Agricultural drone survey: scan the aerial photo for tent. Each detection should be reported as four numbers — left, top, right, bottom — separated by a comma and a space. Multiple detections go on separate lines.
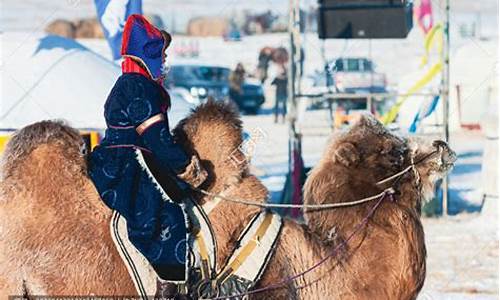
1, 33, 121, 129
1, 33, 193, 131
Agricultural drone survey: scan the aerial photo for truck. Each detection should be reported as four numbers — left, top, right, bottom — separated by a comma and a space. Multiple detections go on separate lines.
329, 57, 387, 93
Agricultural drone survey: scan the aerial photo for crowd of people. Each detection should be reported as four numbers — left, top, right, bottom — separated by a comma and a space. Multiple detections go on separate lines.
228, 46, 290, 122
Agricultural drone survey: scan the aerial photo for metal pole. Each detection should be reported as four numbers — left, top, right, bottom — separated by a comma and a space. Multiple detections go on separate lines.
287, 0, 296, 180
441, 0, 451, 216
286, 0, 303, 218
288, 0, 299, 126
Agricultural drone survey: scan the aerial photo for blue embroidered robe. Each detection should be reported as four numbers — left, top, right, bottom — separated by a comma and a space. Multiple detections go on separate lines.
88, 73, 190, 281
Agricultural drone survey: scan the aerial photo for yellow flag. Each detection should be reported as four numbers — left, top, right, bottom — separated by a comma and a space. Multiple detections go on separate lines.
382, 62, 443, 125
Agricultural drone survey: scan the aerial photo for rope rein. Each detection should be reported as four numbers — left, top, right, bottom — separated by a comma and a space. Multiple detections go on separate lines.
195, 149, 438, 210
196, 187, 395, 210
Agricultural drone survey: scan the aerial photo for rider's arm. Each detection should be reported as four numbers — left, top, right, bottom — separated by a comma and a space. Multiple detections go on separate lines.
120, 76, 190, 174
139, 119, 190, 174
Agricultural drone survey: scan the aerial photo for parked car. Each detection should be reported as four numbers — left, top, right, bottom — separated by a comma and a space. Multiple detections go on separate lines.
234, 78, 265, 115
165, 63, 265, 114
167, 87, 196, 127
329, 57, 387, 93
164, 63, 231, 105
302, 58, 390, 127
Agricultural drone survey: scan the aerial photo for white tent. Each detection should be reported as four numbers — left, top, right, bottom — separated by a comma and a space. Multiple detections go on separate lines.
1, 33, 119, 129
1, 33, 194, 130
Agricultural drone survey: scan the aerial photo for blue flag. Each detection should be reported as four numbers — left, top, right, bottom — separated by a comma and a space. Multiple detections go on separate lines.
94, 0, 142, 60
409, 95, 440, 133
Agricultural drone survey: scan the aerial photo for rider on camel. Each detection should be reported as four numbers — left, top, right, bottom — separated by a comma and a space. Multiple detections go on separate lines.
88, 14, 207, 298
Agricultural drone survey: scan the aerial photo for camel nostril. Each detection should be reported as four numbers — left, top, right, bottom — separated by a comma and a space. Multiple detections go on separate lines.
447, 151, 458, 164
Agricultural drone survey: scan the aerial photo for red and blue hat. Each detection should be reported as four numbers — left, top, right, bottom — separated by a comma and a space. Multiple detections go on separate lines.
121, 14, 172, 80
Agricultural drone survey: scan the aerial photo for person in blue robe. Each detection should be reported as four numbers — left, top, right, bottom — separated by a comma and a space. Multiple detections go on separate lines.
88, 14, 206, 298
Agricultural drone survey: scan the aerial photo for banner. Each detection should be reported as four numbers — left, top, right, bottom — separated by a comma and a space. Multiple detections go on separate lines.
382, 62, 442, 125
381, 23, 443, 125
416, 0, 434, 34
409, 95, 440, 133
94, 0, 143, 60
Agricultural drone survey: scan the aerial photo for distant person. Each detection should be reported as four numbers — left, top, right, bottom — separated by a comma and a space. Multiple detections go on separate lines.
229, 62, 246, 105
271, 65, 288, 123
257, 47, 273, 83
88, 14, 206, 299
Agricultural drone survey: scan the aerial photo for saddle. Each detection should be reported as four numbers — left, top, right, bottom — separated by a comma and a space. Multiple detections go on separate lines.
110, 150, 283, 299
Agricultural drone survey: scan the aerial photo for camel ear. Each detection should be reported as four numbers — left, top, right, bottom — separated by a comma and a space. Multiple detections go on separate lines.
333, 142, 360, 167
353, 113, 385, 134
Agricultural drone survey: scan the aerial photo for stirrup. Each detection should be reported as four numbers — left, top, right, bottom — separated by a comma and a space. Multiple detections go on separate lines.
156, 280, 190, 299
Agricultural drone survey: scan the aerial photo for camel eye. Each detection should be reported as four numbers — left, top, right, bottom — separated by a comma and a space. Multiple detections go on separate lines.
79, 143, 88, 156
381, 145, 392, 155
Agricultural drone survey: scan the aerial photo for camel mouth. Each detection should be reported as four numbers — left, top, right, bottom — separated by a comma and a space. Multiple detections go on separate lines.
432, 140, 457, 174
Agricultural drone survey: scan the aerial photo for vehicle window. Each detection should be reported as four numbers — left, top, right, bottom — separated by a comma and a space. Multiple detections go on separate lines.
346, 59, 360, 72
334, 59, 344, 72
168, 66, 230, 82
363, 60, 373, 71
197, 66, 230, 81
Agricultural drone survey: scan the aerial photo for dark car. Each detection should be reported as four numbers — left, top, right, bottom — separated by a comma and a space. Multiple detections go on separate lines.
165, 63, 265, 114
164, 64, 231, 105
236, 78, 265, 114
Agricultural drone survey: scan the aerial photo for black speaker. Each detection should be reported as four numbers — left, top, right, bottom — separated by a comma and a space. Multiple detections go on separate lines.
318, 0, 413, 39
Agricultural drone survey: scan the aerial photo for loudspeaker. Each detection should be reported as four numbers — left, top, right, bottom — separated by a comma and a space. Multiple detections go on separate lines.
318, 0, 413, 39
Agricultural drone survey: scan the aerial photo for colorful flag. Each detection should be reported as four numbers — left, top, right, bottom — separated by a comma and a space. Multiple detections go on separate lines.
409, 95, 440, 133
94, 0, 143, 60
416, 0, 433, 34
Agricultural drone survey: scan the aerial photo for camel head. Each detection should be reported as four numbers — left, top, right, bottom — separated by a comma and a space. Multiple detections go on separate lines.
408, 138, 457, 201
304, 114, 456, 238
173, 99, 249, 198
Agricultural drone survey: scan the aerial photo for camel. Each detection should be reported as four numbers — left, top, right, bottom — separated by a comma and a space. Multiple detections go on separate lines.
0, 121, 136, 296
0, 101, 455, 299
173, 101, 456, 299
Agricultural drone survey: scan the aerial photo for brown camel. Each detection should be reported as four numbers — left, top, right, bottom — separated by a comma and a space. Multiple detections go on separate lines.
0, 101, 454, 299
173, 102, 456, 299
0, 121, 136, 296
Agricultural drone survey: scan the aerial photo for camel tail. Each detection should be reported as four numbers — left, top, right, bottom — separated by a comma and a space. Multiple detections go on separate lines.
1, 120, 83, 180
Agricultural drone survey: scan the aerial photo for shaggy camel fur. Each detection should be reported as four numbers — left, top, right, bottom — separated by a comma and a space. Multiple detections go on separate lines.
0, 121, 136, 296
0, 101, 454, 299
301, 116, 456, 300
172, 102, 456, 300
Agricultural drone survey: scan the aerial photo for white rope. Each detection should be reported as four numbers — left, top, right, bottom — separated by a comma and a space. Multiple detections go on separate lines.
195, 159, 420, 210
196, 187, 396, 210
375, 165, 414, 185
194, 147, 443, 211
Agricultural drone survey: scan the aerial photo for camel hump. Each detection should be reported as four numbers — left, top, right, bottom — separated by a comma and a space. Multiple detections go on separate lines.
173, 98, 243, 155
174, 98, 241, 135
1, 120, 83, 179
